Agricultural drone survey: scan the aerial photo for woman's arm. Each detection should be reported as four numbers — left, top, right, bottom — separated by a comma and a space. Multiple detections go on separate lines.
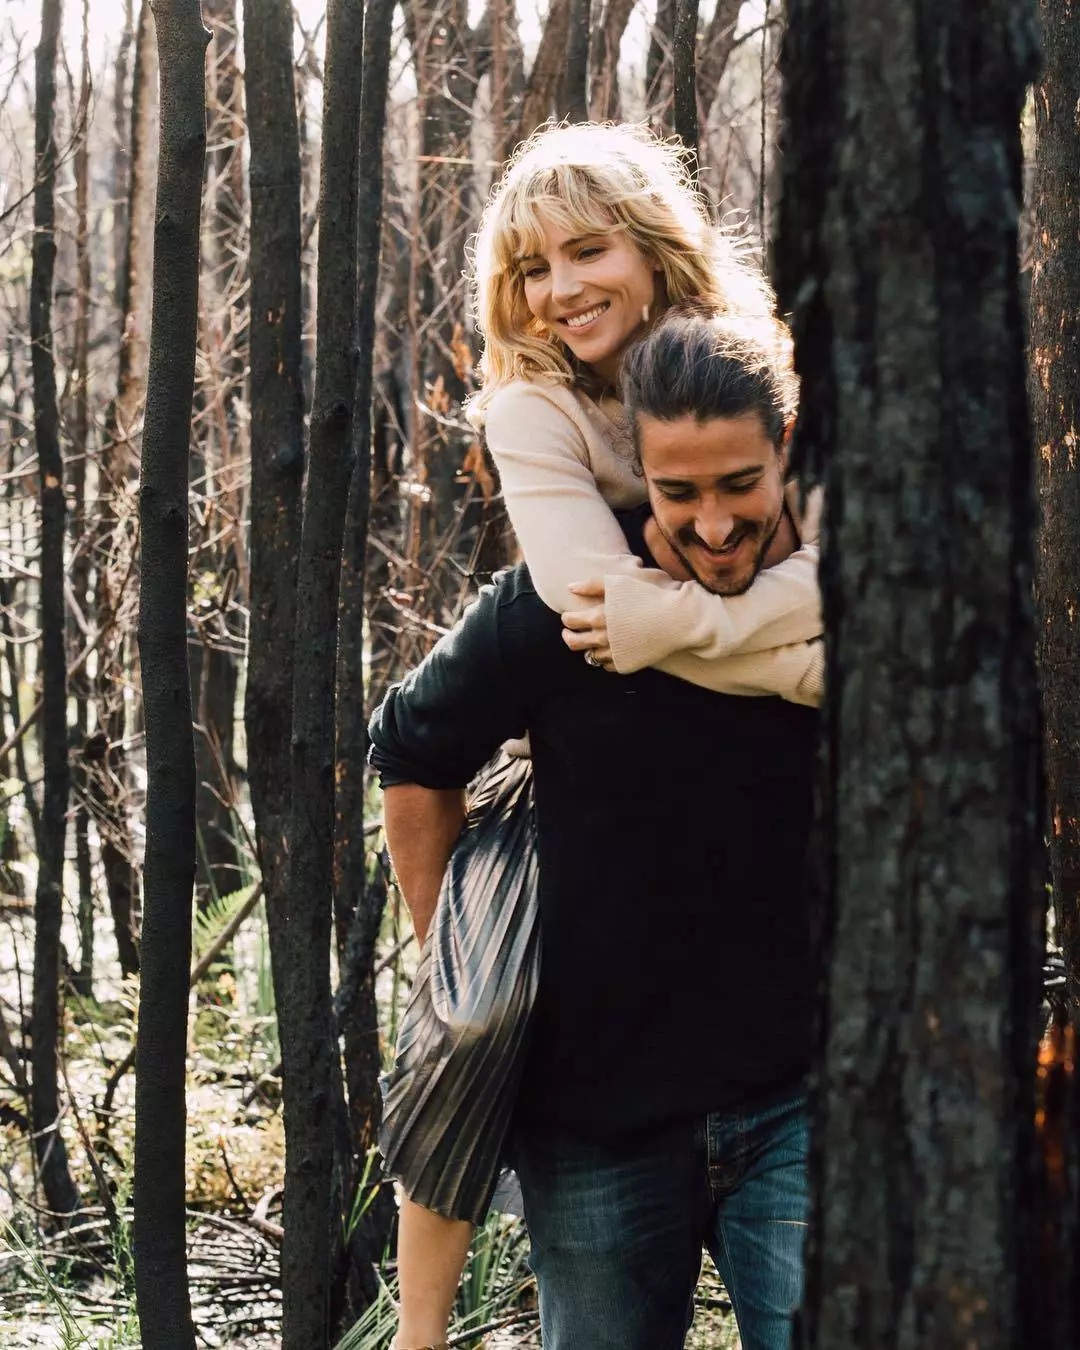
484, 382, 648, 613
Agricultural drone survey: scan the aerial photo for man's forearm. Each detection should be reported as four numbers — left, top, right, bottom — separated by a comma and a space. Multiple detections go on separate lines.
383, 783, 467, 943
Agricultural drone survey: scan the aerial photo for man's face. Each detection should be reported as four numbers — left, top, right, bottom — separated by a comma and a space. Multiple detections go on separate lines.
638, 410, 787, 596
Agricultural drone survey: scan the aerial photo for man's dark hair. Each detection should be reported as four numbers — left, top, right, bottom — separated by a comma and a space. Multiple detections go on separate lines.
621, 306, 798, 457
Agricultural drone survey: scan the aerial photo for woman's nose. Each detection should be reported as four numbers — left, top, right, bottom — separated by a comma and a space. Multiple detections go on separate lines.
550, 262, 583, 305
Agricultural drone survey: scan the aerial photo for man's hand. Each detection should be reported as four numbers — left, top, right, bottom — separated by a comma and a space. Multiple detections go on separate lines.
561, 580, 615, 671
383, 783, 466, 943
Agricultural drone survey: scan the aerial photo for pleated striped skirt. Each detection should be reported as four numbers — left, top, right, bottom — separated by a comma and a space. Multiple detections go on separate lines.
379, 750, 539, 1225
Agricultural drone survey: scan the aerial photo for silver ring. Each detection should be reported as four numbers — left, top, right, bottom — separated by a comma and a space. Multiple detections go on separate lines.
584, 650, 601, 669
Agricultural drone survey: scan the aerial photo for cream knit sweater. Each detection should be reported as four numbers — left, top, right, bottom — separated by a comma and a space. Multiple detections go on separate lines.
483, 379, 824, 707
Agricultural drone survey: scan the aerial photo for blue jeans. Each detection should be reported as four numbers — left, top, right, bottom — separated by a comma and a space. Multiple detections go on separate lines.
512, 1089, 809, 1350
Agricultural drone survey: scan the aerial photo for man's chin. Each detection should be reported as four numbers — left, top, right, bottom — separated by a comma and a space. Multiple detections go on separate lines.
684, 552, 764, 597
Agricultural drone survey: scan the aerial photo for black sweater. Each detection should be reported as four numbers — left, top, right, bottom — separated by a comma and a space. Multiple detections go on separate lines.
369, 518, 819, 1139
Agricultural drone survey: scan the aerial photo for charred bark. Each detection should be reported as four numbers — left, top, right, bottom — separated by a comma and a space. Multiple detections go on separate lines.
562, 0, 591, 121
30, 0, 81, 1222
131, 0, 209, 1343
1031, 0, 1080, 1026
71, 0, 94, 999
96, 0, 158, 978
646, 0, 675, 130
776, 3, 1044, 1347
276, 0, 363, 1341
672, 0, 699, 160
241, 0, 303, 938
1030, 0, 1080, 1338
331, 0, 397, 1323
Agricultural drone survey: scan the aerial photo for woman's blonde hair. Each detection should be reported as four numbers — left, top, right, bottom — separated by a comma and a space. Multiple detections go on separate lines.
468, 122, 775, 415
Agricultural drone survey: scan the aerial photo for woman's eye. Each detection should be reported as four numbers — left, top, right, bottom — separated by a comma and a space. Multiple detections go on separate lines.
522, 265, 546, 280
578, 246, 603, 260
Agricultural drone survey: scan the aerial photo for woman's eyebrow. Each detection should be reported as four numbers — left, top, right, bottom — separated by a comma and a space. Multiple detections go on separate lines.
517, 233, 603, 264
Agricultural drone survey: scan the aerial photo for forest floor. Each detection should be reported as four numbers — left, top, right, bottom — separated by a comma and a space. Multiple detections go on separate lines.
0, 882, 742, 1349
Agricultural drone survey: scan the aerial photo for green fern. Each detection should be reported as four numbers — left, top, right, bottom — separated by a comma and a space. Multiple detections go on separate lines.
191, 881, 258, 966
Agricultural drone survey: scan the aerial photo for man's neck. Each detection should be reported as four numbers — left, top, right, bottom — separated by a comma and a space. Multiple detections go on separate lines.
642, 502, 799, 584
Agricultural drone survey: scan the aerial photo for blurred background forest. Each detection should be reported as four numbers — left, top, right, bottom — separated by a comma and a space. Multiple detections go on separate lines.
0, 0, 786, 1344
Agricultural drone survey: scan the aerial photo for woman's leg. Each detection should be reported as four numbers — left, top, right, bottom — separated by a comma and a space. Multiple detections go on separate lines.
394, 1193, 474, 1348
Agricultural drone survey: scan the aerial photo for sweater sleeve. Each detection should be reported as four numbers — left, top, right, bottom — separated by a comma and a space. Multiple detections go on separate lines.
653, 635, 825, 707
603, 542, 822, 673
485, 382, 648, 614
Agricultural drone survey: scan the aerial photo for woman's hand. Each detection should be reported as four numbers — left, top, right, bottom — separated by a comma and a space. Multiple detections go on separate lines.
561, 580, 615, 671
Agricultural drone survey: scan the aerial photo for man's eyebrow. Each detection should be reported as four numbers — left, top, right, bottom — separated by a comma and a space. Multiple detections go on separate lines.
652, 466, 764, 488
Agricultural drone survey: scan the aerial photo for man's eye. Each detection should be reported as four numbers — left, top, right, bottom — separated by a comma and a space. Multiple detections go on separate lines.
729, 480, 761, 494
660, 488, 691, 502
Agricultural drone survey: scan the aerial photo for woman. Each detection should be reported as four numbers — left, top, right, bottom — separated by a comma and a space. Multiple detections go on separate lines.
388, 122, 821, 1350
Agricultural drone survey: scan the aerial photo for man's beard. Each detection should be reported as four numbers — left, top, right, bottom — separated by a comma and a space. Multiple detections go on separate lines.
662, 508, 785, 597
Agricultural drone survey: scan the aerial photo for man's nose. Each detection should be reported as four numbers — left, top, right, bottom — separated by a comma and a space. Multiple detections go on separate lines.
694, 506, 736, 550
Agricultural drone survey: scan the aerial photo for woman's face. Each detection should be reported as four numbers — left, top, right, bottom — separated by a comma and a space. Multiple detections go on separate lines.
517, 213, 662, 386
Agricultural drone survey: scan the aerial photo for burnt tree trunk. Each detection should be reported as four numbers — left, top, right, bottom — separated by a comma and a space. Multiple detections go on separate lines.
562, 0, 591, 121
1031, 0, 1080, 1023
331, 0, 397, 1324
192, 0, 246, 906
276, 0, 363, 1342
242, 0, 303, 935
672, 0, 699, 160
646, 0, 676, 130
113, 0, 136, 304
132, 1, 209, 1344
776, 3, 1044, 1348
30, 0, 81, 1221
97, 0, 159, 980
71, 0, 95, 1000
1029, 1, 1080, 1338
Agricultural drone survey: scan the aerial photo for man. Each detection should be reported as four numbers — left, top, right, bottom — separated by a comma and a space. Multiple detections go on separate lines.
369, 309, 820, 1350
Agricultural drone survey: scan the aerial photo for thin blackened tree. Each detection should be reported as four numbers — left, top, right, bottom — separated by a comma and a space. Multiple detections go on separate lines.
97, 0, 159, 981
242, 0, 303, 938
332, 0, 397, 1320
776, 3, 1044, 1348
277, 0, 363, 1341
132, 0, 209, 1343
563, 0, 591, 121
30, 0, 81, 1222
646, 0, 675, 129
672, 0, 699, 160
70, 0, 95, 999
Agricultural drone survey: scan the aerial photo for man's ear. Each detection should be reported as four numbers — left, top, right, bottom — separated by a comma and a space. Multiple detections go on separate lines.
779, 418, 796, 475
